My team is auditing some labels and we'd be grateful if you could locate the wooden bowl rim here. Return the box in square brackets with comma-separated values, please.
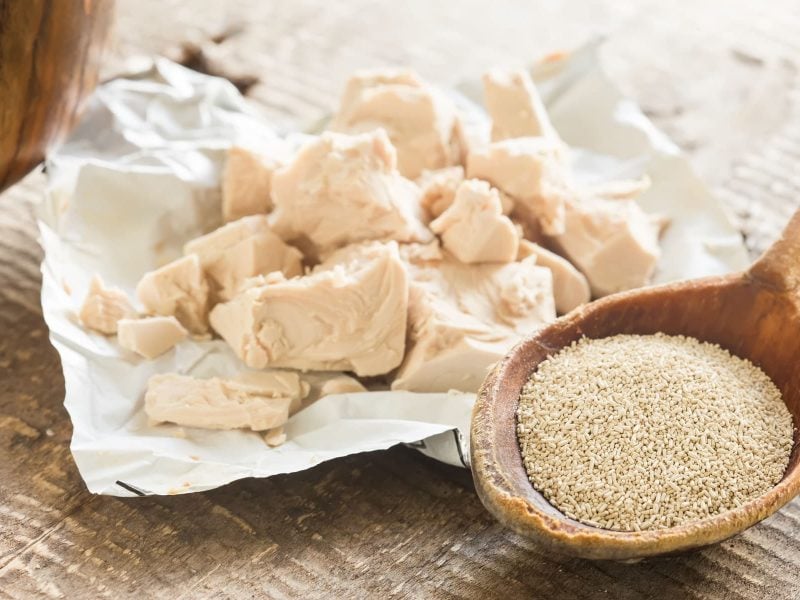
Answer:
[470, 273, 800, 560]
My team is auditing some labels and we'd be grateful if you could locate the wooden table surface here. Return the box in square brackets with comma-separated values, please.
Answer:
[2, 1, 800, 597]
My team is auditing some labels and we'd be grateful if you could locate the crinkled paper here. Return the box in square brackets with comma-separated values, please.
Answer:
[39, 41, 748, 496]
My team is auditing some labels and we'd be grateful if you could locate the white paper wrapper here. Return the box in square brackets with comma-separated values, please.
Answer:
[39, 41, 748, 497]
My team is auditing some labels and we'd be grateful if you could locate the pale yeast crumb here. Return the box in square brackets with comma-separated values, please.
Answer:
[430, 179, 519, 264]
[209, 241, 408, 376]
[516, 240, 589, 314]
[79, 275, 136, 335]
[221, 146, 279, 222]
[392, 256, 555, 393]
[329, 68, 460, 179]
[482, 68, 560, 142]
[117, 316, 187, 359]
[145, 370, 308, 432]
[551, 194, 660, 297]
[136, 254, 210, 334]
[269, 130, 431, 260]
[184, 215, 303, 300]
[467, 137, 571, 236]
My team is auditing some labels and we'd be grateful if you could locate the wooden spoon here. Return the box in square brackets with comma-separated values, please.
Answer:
[471, 209, 800, 561]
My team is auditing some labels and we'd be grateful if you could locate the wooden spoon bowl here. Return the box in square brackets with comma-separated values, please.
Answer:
[471, 210, 800, 561]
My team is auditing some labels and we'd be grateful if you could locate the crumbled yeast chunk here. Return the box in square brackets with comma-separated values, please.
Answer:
[336, 68, 424, 117]
[418, 166, 513, 221]
[516, 240, 590, 314]
[264, 427, 287, 447]
[329, 68, 460, 179]
[232, 370, 311, 415]
[467, 137, 571, 236]
[392, 256, 555, 393]
[319, 375, 368, 397]
[136, 254, 210, 334]
[79, 275, 136, 335]
[145, 370, 308, 431]
[418, 166, 465, 220]
[482, 68, 559, 141]
[210, 241, 408, 376]
[550, 194, 661, 297]
[184, 215, 303, 300]
[430, 179, 519, 264]
[398, 239, 445, 265]
[221, 146, 280, 222]
[269, 130, 431, 260]
[117, 316, 187, 359]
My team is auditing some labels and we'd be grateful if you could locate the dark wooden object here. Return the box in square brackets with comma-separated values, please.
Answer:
[0, 0, 113, 191]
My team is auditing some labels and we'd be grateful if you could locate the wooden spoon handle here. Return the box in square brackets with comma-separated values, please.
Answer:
[748, 209, 800, 295]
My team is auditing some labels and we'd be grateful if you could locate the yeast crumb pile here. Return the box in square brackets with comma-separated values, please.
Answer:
[516, 333, 794, 532]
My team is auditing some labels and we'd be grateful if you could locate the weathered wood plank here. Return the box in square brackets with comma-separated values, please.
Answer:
[2, 0, 800, 598]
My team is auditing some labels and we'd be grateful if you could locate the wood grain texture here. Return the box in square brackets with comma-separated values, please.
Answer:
[2, 0, 800, 597]
[0, 0, 113, 192]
